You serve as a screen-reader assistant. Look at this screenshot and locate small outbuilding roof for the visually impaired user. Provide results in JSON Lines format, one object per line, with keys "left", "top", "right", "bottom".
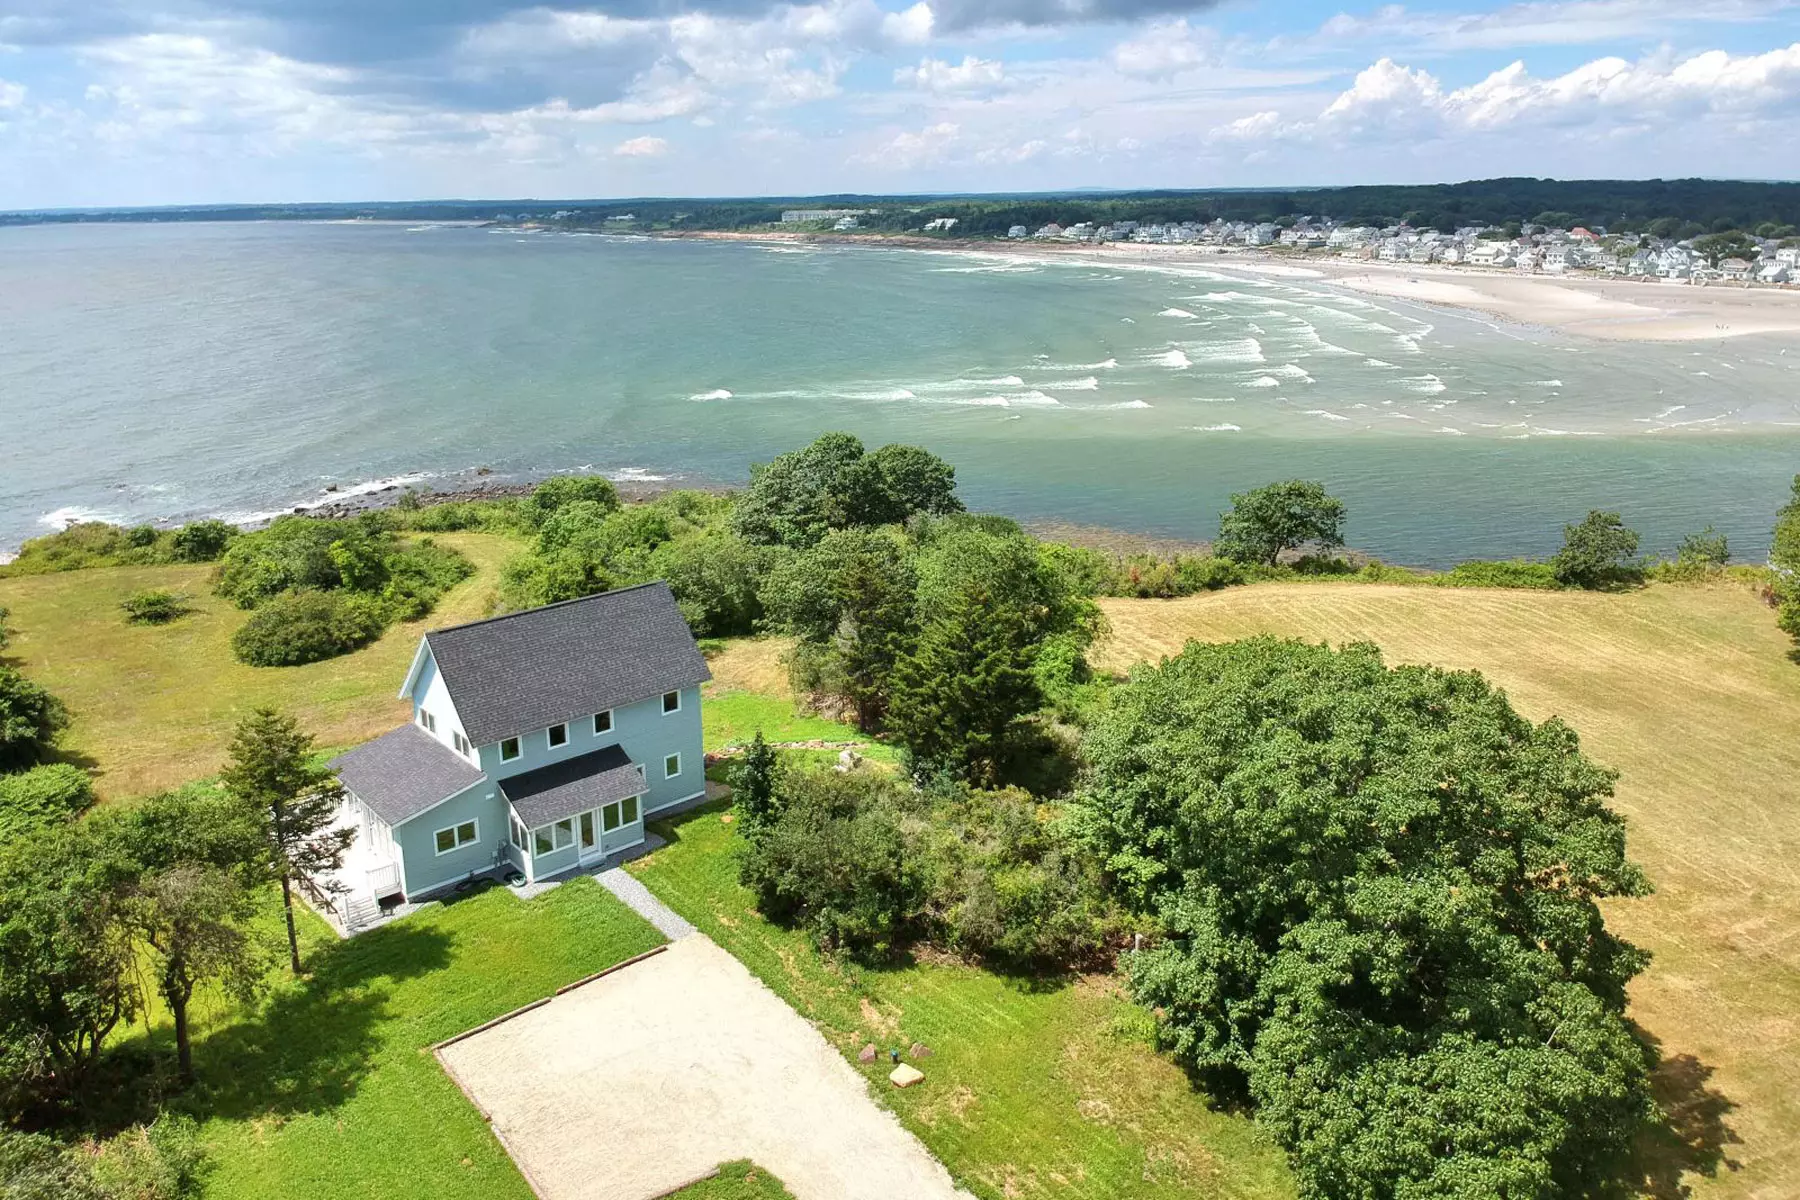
{"left": 421, "top": 582, "right": 711, "bottom": 747}
{"left": 498, "top": 744, "right": 646, "bottom": 827}
{"left": 331, "top": 723, "right": 487, "bottom": 827}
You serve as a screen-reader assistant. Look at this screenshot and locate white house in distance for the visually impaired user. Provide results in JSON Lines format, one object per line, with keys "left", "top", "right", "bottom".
{"left": 324, "top": 583, "right": 710, "bottom": 928}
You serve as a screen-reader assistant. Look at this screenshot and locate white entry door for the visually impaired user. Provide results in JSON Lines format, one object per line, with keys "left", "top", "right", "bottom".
{"left": 578, "top": 810, "right": 603, "bottom": 864}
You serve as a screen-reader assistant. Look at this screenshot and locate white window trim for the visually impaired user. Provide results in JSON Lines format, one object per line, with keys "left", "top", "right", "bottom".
{"left": 662, "top": 690, "right": 682, "bottom": 715}
{"left": 500, "top": 737, "right": 521, "bottom": 762}
{"left": 453, "top": 730, "right": 472, "bottom": 757}
{"left": 547, "top": 722, "right": 569, "bottom": 749}
{"left": 593, "top": 710, "right": 614, "bottom": 736}
{"left": 664, "top": 752, "right": 682, "bottom": 780}
{"left": 433, "top": 818, "right": 479, "bottom": 857}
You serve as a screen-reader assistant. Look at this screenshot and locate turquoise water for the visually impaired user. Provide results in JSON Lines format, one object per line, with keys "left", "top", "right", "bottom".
{"left": 3, "top": 220, "right": 1798, "bottom": 565}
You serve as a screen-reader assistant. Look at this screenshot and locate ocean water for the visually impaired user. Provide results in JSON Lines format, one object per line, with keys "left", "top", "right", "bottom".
{"left": 3, "top": 220, "right": 1799, "bottom": 566}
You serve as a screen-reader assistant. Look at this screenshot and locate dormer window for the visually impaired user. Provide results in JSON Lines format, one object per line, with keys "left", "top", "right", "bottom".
{"left": 547, "top": 723, "right": 568, "bottom": 748}
{"left": 662, "top": 690, "right": 681, "bottom": 715}
{"left": 593, "top": 710, "right": 613, "bottom": 736}
{"left": 500, "top": 737, "right": 521, "bottom": 762}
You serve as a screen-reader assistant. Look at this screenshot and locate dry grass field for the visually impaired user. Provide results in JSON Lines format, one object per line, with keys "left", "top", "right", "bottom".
{"left": 0, "top": 532, "right": 513, "bottom": 798}
{"left": 1097, "top": 581, "right": 1800, "bottom": 1200}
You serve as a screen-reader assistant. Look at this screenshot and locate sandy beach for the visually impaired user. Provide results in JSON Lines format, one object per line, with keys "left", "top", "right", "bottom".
{"left": 669, "top": 230, "right": 1800, "bottom": 344}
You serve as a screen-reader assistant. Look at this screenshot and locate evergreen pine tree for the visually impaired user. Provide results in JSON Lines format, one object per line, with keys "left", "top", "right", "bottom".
{"left": 732, "top": 731, "right": 783, "bottom": 840}
{"left": 221, "top": 708, "right": 352, "bottom": 974}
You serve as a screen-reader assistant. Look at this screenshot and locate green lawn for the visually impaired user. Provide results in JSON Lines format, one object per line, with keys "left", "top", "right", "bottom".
{"left": 668, "top": 1161, "right": 797, "bottom": 1199}
{"left": 627, "top": 803, "right": 1295, "bottom": 1200}
{"left": 140, "top": 877, "right": 663, "bottom": 1200}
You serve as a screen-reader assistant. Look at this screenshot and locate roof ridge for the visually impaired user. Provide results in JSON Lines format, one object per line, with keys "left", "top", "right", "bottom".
{"left": 424, "top": 580, "right": 670, "bottom": 640}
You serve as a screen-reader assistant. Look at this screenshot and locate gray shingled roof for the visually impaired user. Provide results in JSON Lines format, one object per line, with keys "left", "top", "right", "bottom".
{"left": 498, "top": 744, "right": 646, "bottom": 827}
{"left": 424, "top": 582, "right": 711, "bottom": 747}
{"left": 330, "top": 723, "right": 487, "bottom": 827}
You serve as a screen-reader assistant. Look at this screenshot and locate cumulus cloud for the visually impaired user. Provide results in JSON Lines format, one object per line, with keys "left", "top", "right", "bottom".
{"left": 928, "top": 0, "right": 1226, "bottom": 32}
{"left": 1111, "top": 18, "right": 1217, "bottom": 76}
{"left": 0, "top": 79, "right": 25, "bottom": 108}
{"left": 614, "top": 133, "right": 669, "bottom": 155}
{"left": 896, "top": 54, "right": 1004, "bottom": 91}
{"left": 1310, "top": 0, "right": 1796, "bottom": 53}
{"left": 856, "top": 119, "right": 960, "bottom": 166}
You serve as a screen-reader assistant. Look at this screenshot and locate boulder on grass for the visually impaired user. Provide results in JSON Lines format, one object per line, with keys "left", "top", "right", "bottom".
{"left": 890, "top": 1064, "right": 925, "bottom": 1089}
{"left": 858, "top": 1043, "right": 878, "bottom": 1064}
{"left": 909, "top": 1042, "right": 932, "bottom": 1059}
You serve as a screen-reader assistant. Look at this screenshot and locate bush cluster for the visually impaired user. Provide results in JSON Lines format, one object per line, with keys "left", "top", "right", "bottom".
{"left": 229, "top": 590, "right": 387, "bottom": 667}
{"left": 214, "top": 514, "right": 471, "bottom": 665}
{"left": 0, "top": 763, "right": 94, "bottom": 840}
{"left": 0, "top": 520, "right": 237, "bottom": 577}
{"left": 120, "top": 590, "right": 192, "bottom": 625}
{"left": 734, "top": 757, "right": 1115, "bottom": 969}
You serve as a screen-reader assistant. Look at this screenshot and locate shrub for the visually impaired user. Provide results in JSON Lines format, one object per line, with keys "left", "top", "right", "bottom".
{"left": 213, "top": 518, "right": 346, "bottom": 607}
{"left": 0, "top": 1129, "right": 105, "bottom": 1200}
{"left": 1676, "top": 525, "right": 1729, "bottom": 568}
{"left": 1, "top": 523, "right": 160, "bottom": 575}
{"left": 0, "top": 764, "right": 95, "bottom": 839}
{"left": 1553, "top": 510, "right": 1642, "bottom": 589}
{"left": 1433, "top": 559, "right": 1563, "bottom": 589}
{"left": 120, "top": 590, "right": 191, "bottom": 625}
{"left": 524, "top": 475, "right": 620, "bottom": 528}
{"left": 378, "top": 538, "right": 474, "bottom": 621}
{"left": 652, "top": 532, "right": 768, "bottom": 637}
{"left": 737, "top": 767, "right": 924, "bottom": 961}
{"left": 0, "top": 668, "right": 69, "bottom": 771}
{"left": 88, "top": 1116, "right": 207, "bottom": 1200}
{"left": 229, "top": 590, "right": 386, "bottom": 667}
{"left": 168, "top": 520, "right": 236, "bottom": 562}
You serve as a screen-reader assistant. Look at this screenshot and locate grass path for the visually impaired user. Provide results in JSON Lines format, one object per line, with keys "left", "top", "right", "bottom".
{"left": 0, "top": 532, "right": 516, "bottom": 798}
{"left": 629, "top": 804, "right": 1295, "bottom": 1200}
{"left": 1097, "top": 581, "right": 1800, "bottom": 1200}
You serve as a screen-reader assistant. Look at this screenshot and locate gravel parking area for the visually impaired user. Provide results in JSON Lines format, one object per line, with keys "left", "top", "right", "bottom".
{"left": 437, "top": 936, "right": 968, "bottom": 1200}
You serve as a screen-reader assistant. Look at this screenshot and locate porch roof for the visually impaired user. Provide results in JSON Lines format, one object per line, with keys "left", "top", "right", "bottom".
{"left": 499, "top": 744, "right": 646, "bottom": 828}
{"left": 330, "top": 723, "right": 487, "bottom": 827}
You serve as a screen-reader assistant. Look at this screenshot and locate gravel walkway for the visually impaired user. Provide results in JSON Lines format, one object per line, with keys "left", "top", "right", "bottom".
{"left": 597, "top": 868, "right": 695, "bottom": 940}
{"left": 437, "top": 936, "right": 969, "bottom": 1200}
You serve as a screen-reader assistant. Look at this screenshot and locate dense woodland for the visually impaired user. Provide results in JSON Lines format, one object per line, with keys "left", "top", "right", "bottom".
{"left": 8, "top": 178, "right": 1800, "bottom": 238}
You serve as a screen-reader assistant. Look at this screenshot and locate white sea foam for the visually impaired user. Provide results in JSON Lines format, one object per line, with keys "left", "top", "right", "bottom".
{"left": 1268, "top": 363, "right": 1314, "bottom": 382}
{"left": 956, "top": 391, "right": 1061, "bottom": 408}
{"left": 1100, "top": 400, "right": 1154, "bottom": 410}
{"left": 690, "top": 388, "right": 733, "bottom": 401}
{"left": 841, "top": 387, "right": 917, "bottom": 401}
{"left": 1193, "top": 396, "right": 1239, "bottom": 403}
{"left": 1246, "top": 376, "right": 1281, "bottom": 388}
{"left": 1158, "top": 307, "right": 1200, "bottom": 319}
{"left": 1192, "top": 423, "right": 1241, "bottom": 432}
{"left": 610, "top": 467, "right": 670, "bottom": 482}
{"left": 1042, "top": 376, "right": 1100, "bottom": 391}
{"left": 1188, "top": 337, "right": 1266, "bottom": 365}
{"left": 1530, "top": 380, "right": 1564, "bottom": 388}
{"left": 38, "top": 505, "right": 123, "bottom": 529}
{"left": 1437, "top": 427, "right": 1466, "bottom": 436}
{"left": 1151, "top": 349, "right": 1192, "bottom": 369}
{"left": 1364, "top": 358, "right": 1397, "bottom": 369}
{"left": 1400, "top": 374, "right": 1447, "bottom": 395}
{"left": 1636, "top": 405, "right": 1688, "bottom": 423}
{"left": 1304, "top": 409, "right": 1351, "bottom": 422}
{"left": 1530, "top": 427, "right": 1604, "bottom": 437}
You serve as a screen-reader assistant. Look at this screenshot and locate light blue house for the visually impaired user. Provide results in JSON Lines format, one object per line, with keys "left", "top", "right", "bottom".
{"left": 327, "top": 582, "right": 710, "bottom": 918}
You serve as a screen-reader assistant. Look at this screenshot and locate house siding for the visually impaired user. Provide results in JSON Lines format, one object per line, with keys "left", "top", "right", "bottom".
{"left": 475, "top": 684, "right": 704, "bottom": 815}
{"left": 395, "top": 782, "right": 505, "bottom": 898}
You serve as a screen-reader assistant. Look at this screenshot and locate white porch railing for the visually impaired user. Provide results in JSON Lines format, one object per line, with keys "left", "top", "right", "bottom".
{"left": 367, "top": 862, "right": 401, "bottom": 896}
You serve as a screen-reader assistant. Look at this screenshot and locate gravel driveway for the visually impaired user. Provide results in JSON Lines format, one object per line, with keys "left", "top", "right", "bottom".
{"left": 437, "top": 936, "right": 969, "bottom": 1200}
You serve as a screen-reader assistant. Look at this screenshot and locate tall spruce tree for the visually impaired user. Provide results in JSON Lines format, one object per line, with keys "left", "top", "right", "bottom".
{"left": 221, "top": 708, "right": 352, "bottom": 974}
{"left": 889, "top": 585, "right": 1042, "bottom": 784}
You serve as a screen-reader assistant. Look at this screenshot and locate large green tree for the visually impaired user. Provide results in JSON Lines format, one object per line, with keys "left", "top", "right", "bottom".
{"left": 1769, "top": 476, "right": 1800, "bottom": 642}
{"left": 1552, "top": 510, "right": 1641, "bottom": 589}
{"left": 0, "top": 821, "right": 138, "bottom": 1116}
{"left": 731, "top": 433, "right": 962, "bottom": 549}
{"left": 221, "top": 708, "right": 352, "bottom": 975}
{"left": 1214, "top": 480, "right": 1347, "bottom": 566}
{"left": 0, "top": 668, "right": 69, "bottom": 772}
{"left": 1074, "top": 638, "right": 1655, "bottom": 1199}
{"left": 888, "top": 585, "right": 1043, "bottom": 784}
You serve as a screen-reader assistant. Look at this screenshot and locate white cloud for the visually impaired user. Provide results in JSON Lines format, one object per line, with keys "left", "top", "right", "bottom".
{"left": 1111, "top": 19, "right": 1217, "bottom": 77}
{"left": 1305, "top": 0, "right": 1796, "bottom": 52}
{"left": 0, "top": 78, "right": 23, "bottom": 108}
{"left": 857, "top": 119, "right": 960, "bottom": 167}
{"left": 614, "top": 134, "right": 669, "bottom": 156}
{"left": 882, "top": 2, "right": 936, "bottom": 45}
{"left": 1210, "top": 109, "right": 1285, "bottom": 140}
{"left": 896, "top": 54, "right": 1005, "bottom": 91}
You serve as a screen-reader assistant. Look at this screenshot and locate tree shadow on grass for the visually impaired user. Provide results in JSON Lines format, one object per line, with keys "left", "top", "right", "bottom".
{"left": 1625, "top": 1038, "right": 1742, "bottom": 1199}
{"left": 183, "top": 921, "right": 453, "bottom": 1124}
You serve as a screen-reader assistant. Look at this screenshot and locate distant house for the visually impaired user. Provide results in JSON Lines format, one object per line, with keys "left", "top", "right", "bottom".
{"left": 325, "top": 584, "right": 710, "bottom": 927}
{"left": 1759, "top": 263, "right": 1793, "bottom": 284}
{"left": 1720, "top": 257, "right": 1755, "bottom": 281}
{"left": 923, "top": 217, "right": 958, "bottom": 232}
{"left": 833, "top": 216, "right": 860, "bottom": 232}
{"left": 1007, "top": 225, "right": 1028, "bottom": 239}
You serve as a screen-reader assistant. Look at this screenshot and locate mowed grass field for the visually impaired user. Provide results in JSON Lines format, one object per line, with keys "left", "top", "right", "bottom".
{"left": 1096, "top": 581, "right": 1800, "bottom": 1200}
{"left": 0, "top": 532, "right": 516, "bottom": 798}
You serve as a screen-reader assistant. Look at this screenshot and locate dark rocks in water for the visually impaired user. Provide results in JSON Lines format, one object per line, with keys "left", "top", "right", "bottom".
{"left": 476, "top": 465, "right": 493, "bottom": 476}
{"left": 325, "top": 484, "right": 339, "bottom": 492}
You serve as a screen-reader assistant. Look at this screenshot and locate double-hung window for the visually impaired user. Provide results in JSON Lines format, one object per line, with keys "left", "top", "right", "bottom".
{"left": 593, "top": 710, "right": 613, "bottom": 736}
{"left": 662, "top": 690, "right": 682, "bottom": 715}
{"left": 452, "top": 730, "right": 472, "bottom": 757}
{"left": 547, "top": 722, "right": 568, "bottom": 749}
{"left": 664, "top": 752, "right": 682, "bottom": 780}
{"left": 508, "top": 817, "right": 526, "bottom": 851}
{"left": 500, "top": 737, "right": 521, "bottom": 762}
{"left": 434, "top": 819, "right": 478, "bottom": 855}
{"left": 418, "top": 709, "right": 438, "bottom": 733}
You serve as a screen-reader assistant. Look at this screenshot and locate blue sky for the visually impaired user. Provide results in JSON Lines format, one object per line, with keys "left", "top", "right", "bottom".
{"left": 0, "top": 0, "right": 1796, "bottom": 207}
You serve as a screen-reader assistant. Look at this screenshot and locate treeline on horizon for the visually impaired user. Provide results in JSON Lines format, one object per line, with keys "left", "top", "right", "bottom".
{"left": 8, "top": 177, "right": 1800, "bottom": 236}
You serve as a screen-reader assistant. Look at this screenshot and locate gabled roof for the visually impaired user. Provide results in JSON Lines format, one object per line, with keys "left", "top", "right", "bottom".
{"left": 498, "top": 744, "right": 646, "bottom": 827}
{"left": 421, "top": 582, "right": 712, "bottom": 747}
{"left": 331, "top": 723, "right": 487, "bottom": 827}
